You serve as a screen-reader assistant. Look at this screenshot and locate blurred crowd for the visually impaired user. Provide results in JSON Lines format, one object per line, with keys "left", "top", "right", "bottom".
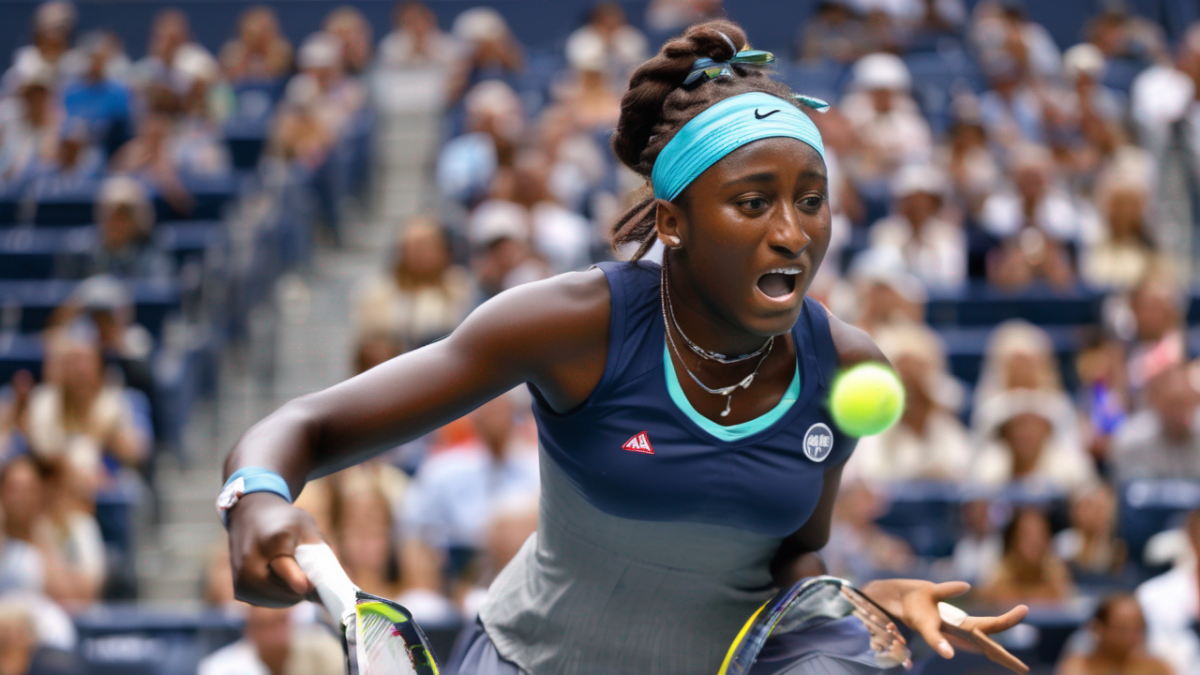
{"left": 2, "top": 0, "right": 1200, "bottom": 673}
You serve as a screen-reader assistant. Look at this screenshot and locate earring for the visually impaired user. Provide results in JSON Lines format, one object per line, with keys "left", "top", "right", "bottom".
{"left": 663, "top": 235, "right": 681, "bottom": 246}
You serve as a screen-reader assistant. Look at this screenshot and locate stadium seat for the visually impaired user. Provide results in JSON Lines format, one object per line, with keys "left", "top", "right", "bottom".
{"left": 0, "top": 279, "right": 181, "bottom": 338}
{"left": 32, "top": 179, "right": 101, "bottom": 226}
{"left": 155, "top": 173, "right": 238, "bottom": 222}
{"left": 223, "top": 115, "right": 270, "bottom": 171}
{"left": 0, "top": 333, "right": 43, "bottom": 383}
{"left": 0, "top": 226, "right": 96, "bottom": 279}
{"left": 776, "top": 61, "right": 847, "bottom": 107}
{"left": 925, "top": 283, "right": 1104, "bottom": 327}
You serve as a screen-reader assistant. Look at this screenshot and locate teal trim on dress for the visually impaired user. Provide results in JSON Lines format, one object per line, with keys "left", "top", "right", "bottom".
{"left": 664, "top": 343, "right": 800, "bottom": 442}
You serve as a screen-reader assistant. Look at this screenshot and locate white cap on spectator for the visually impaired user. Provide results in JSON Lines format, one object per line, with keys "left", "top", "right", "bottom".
{"left": 465, "top": 80, "right": 522, "bottom": 120}
{"left": 173, "top": 43, "right": 219, "bottom": 87}
{"left": 848, "top": 247, "right": 928, "bottom": 305}
{"left": 566, "top": 30, "right": 607, "bottom": 73}
{"left": 452, "top": 7, "right": 509, "bottom": 43}
{"left": 14, "top": 59, "right": 55, "bottom": 91}
{"left": 34, "top": 0, "right": 76, "bottom": 32}
{"left": 96, "top": 176, "right": 154, "bottom": 233}
{"left": 71, "top": 274, "right": 134, "bottom": 315}
{"left": 851, "top": 53, "right": 911, "bottom": 92}
{"left": 298, "top": 32, "right": 343, "bottom": 70}
{"left": 469, "top": 199, "right": 529, "bottom": 247}
{"left": 972, "top": 388, "right": 1078, "bottom": 445}
{"left": 1063, "top": 43, "right": 1105, "bottom": 81}
{"left": 892, "top": 164, "right": 947, "bottom": 199}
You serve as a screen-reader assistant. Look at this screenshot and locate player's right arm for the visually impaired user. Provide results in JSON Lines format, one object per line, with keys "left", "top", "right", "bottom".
{"left": 224, "top": 269, "right": 612, "bottom": 607}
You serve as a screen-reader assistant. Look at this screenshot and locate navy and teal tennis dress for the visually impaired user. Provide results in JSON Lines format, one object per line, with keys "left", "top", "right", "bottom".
{"left": 450, "top": 260, "right": 877, "bottom": 674}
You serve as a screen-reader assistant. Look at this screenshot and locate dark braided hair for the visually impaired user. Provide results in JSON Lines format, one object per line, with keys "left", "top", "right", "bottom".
{"left": 610, "top": 20, "right": 809, "bottom": 260}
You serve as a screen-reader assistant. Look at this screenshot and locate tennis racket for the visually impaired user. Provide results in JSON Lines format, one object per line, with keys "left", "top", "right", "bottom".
{"left": 718, "top": 576, "right": 911, "bottom": 675}
{"left": 295, "top": 543, "right": 441, "bottom": 675}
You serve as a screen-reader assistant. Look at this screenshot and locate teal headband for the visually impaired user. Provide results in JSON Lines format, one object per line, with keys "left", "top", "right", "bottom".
{"left": 651, "top": 92, "right": 827, "bottom": 202}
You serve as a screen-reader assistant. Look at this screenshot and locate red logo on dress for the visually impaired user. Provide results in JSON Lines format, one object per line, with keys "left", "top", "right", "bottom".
{"left": 622, "top": 431, "right": 654, "bottom": 455}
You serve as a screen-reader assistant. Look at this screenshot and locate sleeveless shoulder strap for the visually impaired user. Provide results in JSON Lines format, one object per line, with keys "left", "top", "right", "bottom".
{"left": 803, "top": 296, "right": 839, "bottom": 391}
{"left": 588, "top": 260, "right": 662, "bottom": 401}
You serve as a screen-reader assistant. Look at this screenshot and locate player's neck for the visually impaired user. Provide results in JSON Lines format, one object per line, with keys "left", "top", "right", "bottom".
{"left": 664, "top": 262, "right": 775, "bottom": 359}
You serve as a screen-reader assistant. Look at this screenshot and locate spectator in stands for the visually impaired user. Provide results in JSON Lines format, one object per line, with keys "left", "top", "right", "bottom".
{"left": 823, "top": 480, "right": 916, "bottom": 581}
{"left": 268, "top": 78, "right": 336, "bottom": 170}
{"left": 1130, "top": 23, "right": 1200, "bottom": 160}
{"left": 797, "top": 0, "right": 865, "bottom": 63}
{"left": 1058, "top": 593, "right": 1173, "bottom": 675}
{"left": 25, "top": 325, "right": 150, "bottom": 471}
{"left": 197, "top": 605, "right": 343, "bottom": 675}
{"left": 1075, "top": 330, "right": 1130, "bottom": 467}
{"left": 566, "top": 2, "right": 648, "bottom": 82}
{"left": 1137, "top": 508, "right": 1200, "bottom": 675}
{"left": 1082, "top": 155, "right": 1167, "bottom": 290}
{"left": 840, "top": 53, "right": 933, "bottom": 189}
{"left": 0, "top": 372, "right": 34, "bottom": 463}
{"left": 324, "top": 6, "right": 374, "bottom": 76}
{"left": 971, "top": 390, "right": 1096, "bottom": 492}
{"left": 1054, "top": 485, "right": 1128, "bottom": 579}
{"left": 975, "top": 319, "right": 1065, "bottom": 403}
{"left": 458, "top": 494, "right": 538, "bottom": 620}
{"left": 0, "top": 62, "right": 61, "bottom": 184}
{"left": 1123, "top": 272, "right": 1187, "bottom": 393}
{"left": 848, "top": 322, "right": 970, "bottom": 484}
{"left": 288, "top": 32, "right": 366, "bottom": 139}
{"left": 497, "top": 150, "right": 593, "bottom": 274}
{"left": 108, "top": 112, "right": 194, "bottom": 214}
{"left": 220, "top": 6, "right": 294, "bottom": 83}
{"left": 1084, "top": 5, "right": 1167, "bottom": 66}
{"left": 644, "top": 0, "right": 723, "bottom": 38}
{"left": 446, "top": 7, "right": 523, "bottom": 104}
{"left": 400, "top": 392, "right": 538, "bottom": 594}
{"left": 867, "top": 164, "right": 966, "bottom": 289}
{"left": 0, "top": 597, "right": 81, "bottom": 675}
{"left": 467, "top": 199, "right": 549, "bottom": 304}
{"left": 26, "top": 117, "right": 103, "bottom": 191}
{"left": 379, "top": 1, "right": 461, "bottom": 70}
{"left": 978, "top": 508, "right": 1075, "bottom": 607}
{"left": 60, "top": 177, "right": 174, "bottom": 280}
{"left": 531, "top": 105, "right": 610, "bottom": 214}
{"left": 335, "top": 479, "right": 401, "bottom": 600}
{"left": 0, "top": 511, "right": 43, "bottom": 595}
{"left": 842, "top": 248, "right": 927, "bottom": 336}
{"left": 175, "top": 44, "right": 236, "bottom": 129}
{"left": 980, "top": 145, "right": 1080, "bottom": 290}
{"left": 950, "top": 497, "right": 1003, "bottom": 584}
{"left": 970, "top": 0, "right": 1061, "bottom": 81}
{"left": 554, "top": 30, "right": 622, "bottom": 131}
{"left": 0, "top": 458, "right": 100, "bottom": 609}
{"left": 1061, "top": 43, "right": 1125, "bottom": 126}
{"left": 1112, "top": 362, "right": 1200, "bottom": 483}
{"left": 438, "top": 80, "right": 523, "bottom": 206}
{"left": 352, "top": 217, "right": 470, "bottom": 348}
{"left": 5, "top": 0, "right": 77, "bottom": 86}
{"left": 977, "top": 54, "right": 1045, "bottom": 148}
{"left": 61, "top": 33, "right": 132, "bottom": 152}
{"left": 132, "top": 8, "right": 203, "bottom": 90}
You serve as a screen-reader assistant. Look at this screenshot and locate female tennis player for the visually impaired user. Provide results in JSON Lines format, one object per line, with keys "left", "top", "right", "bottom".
{"left": 220, "top": 21, "right": 1028, "bottom": 674}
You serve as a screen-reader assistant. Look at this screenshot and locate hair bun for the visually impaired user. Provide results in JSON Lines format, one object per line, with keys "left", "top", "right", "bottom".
{"left": 662, "top": 20, "right": 746, "bottom": 65}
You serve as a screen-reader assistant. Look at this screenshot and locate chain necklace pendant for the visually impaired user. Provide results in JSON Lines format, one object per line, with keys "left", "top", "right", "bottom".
{"left": 721, "top": 395, "right": 733, "bottom": 417}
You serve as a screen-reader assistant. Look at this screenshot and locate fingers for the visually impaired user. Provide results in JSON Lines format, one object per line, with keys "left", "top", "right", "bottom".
{"left": 270, "top": 555, "right": 312, "bottom": 596}
{"left": 913, "top": 612, "right": 954, "bottom": 659}
{"left": 966, "top": 605, "right": 1029, "bottom": 634}
{"left": 931, "top": 581, "right": 971, "bottom": 601}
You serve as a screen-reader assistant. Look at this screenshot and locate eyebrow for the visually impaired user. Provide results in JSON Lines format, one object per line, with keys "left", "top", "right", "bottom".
{"left": 725, "top": 169, "right": 828, "bottom": 186}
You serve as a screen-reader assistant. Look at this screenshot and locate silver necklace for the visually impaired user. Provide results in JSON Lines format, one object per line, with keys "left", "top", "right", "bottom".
{"left": 661, "top": 262, "right": 773, "bottom": 363}
{"left": 660, "top": 262, "right": 774, "bottom": 417}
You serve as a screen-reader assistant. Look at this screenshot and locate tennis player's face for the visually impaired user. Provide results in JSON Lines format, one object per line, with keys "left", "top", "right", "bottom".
{"left": 675, "top": 137, "right": 831, "bottom": 337}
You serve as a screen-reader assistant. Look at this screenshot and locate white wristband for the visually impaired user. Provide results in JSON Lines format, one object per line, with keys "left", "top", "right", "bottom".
{"left": 938, "top": 602, "right": 968, "bottom": 627}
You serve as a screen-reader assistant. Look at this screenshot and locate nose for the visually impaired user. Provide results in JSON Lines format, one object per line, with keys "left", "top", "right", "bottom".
{"left": 767, "top": 202, "right": 810, "bottom": 259}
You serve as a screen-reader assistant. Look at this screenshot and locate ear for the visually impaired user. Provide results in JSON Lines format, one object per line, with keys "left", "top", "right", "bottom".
{"left": 655, "top": 199, "right": 685, "bottom": 248}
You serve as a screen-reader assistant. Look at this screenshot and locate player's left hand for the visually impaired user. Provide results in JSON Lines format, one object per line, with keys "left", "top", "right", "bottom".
{"left": 861, "top": 579, "right": 1029, "bottom": 674}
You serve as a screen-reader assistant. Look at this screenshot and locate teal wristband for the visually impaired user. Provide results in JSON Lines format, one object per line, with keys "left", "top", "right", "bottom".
{"left": 216, "top": 467, "right": 293, "bottom": 527}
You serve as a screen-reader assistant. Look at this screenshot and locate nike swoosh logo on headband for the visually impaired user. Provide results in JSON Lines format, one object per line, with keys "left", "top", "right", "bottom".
{"left": 754, "top": 109, "right": 780, "bottom": 119}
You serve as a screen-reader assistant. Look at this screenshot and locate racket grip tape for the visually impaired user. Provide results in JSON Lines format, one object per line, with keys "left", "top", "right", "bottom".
{"left": 295, "top": 543, "right": 359, "bottom": 627}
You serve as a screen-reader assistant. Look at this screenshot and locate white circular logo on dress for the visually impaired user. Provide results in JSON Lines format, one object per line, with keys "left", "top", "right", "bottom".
{"left": 803, "top": 423, "right": 835, "bottom": 463}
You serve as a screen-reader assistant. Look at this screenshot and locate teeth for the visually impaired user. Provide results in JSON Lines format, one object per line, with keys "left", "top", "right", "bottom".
{"left": 764, "top": 268, "right": 803, "bottom": 275}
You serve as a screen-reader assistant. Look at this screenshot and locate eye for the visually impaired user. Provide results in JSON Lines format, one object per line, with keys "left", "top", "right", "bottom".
{"left": 799, "top": 195, "right": 826, "bottom": 212}
{"left": 739, "top": 197, "right": 769, "bottom": 212}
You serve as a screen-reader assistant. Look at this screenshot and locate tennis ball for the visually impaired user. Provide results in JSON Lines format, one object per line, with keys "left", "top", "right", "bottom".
{"left": 828, "top": 362, "right": 905, "bottom": 437}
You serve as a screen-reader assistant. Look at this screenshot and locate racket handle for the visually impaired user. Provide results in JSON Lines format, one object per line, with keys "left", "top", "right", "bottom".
{"left": 295, "top": 543, "right": 358, "bottom": 626}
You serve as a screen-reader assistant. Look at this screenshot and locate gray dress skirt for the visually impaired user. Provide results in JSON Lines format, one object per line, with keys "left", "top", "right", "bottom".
{"left": 444, "top": 453, "right": 901, "bottom": 675}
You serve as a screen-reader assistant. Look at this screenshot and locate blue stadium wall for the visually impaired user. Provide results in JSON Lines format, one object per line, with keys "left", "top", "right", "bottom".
{"left": 0, "top": 0, "right": 1195, "bottom": 65}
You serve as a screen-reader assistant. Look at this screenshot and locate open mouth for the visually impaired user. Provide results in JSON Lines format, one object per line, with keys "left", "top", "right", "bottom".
{"left": 756, "top": 268, "right": 801, "bottom": 299}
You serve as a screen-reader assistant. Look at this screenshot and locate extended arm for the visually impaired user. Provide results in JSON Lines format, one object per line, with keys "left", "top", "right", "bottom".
{"left": 224, "top": 270, "right": 611, "bottom": 606}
